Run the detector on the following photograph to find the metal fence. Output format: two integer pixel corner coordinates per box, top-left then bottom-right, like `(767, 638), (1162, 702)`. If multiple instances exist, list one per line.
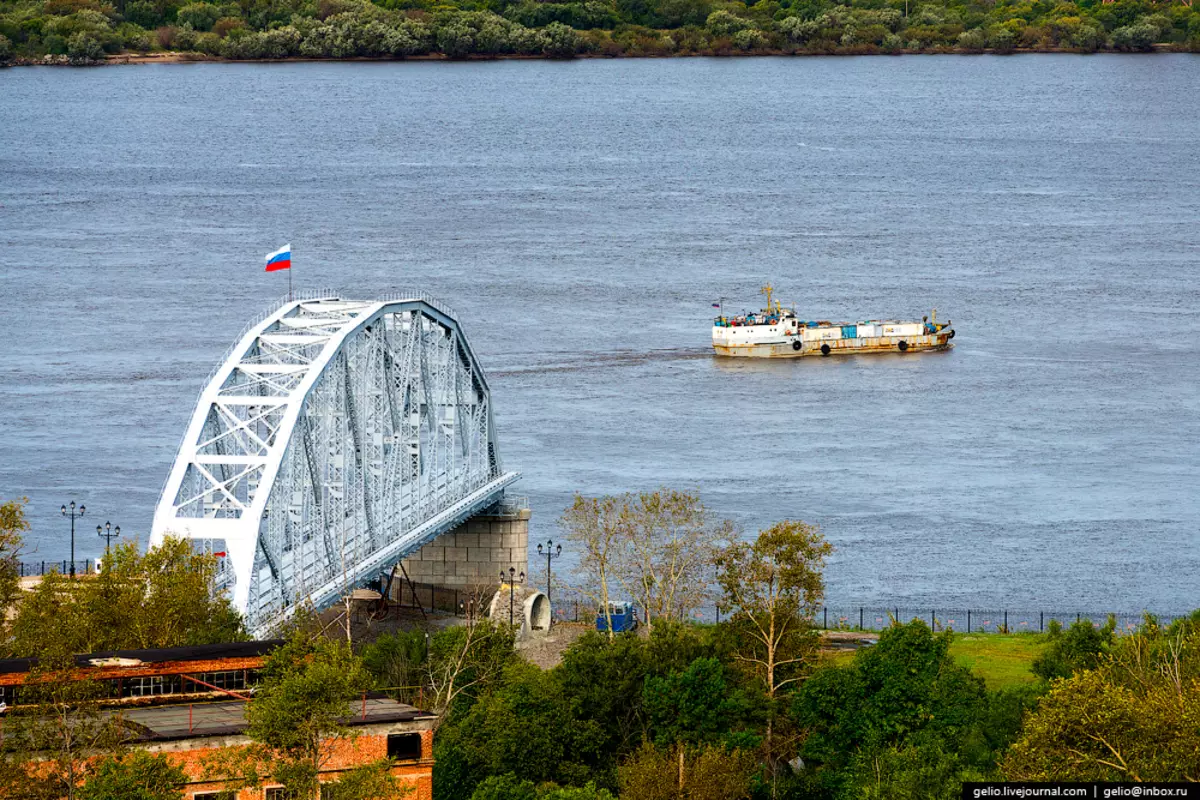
(543, 589), (1192, 634)
(16, 560), (96, 577)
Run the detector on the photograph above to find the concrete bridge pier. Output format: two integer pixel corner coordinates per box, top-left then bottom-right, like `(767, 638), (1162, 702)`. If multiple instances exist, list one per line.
(395, 505), (531, 596)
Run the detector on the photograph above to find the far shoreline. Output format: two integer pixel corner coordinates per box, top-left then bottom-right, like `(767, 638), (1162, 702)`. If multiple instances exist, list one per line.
(4, 43), (1195, 67)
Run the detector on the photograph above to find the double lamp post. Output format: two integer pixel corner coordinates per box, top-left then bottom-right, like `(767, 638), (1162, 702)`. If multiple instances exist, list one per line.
(61, 500), (121, 577)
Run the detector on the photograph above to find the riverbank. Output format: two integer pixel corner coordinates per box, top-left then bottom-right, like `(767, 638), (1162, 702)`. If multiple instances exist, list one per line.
(2, 0), (1198, 67)
(2, 41), (1194, 67)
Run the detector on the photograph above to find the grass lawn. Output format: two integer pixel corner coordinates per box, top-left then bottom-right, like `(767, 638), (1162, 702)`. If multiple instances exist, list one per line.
(951, 633), (1046, 690)
(820, 632), (1047, 691)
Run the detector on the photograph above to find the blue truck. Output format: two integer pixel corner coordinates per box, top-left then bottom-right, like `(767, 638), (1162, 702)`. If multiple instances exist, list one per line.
(596, 601), (640, 633)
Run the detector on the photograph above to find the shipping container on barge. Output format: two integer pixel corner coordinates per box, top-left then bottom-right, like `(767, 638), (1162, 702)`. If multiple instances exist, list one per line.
(712, 285), (955, 358)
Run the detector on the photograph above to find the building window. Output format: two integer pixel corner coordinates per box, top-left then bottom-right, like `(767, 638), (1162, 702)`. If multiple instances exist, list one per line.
(192, 794), (220, 800)
(387, 732), (422, 761)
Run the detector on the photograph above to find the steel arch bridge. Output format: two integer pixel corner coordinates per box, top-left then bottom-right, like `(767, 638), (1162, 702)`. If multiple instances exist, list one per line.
(150, 292), (518, 637)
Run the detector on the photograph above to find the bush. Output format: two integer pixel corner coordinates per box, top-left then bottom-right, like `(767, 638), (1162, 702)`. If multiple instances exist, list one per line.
(1069, 22), (1105, 52)
(175, 2), (220, 31)
(957, 27), (986, 51)
(705, 9), (749, 36)
(0, 33), (11, 62)
(436, 18), (475, 57)
(1031, 620), (1114, 681)
(541, 21), (581, 56)
(731, 27), (766, 50)
(469, 774), (537, 800)
(123, 0), (162, 29)
(117, 23), (154, 51)
(988, 26), (1016, 53)
(67, 30), (104, 59)
(212, 16), (244, 37)
(1110, 22), (1156, 51)
(777, 15), (819, 43)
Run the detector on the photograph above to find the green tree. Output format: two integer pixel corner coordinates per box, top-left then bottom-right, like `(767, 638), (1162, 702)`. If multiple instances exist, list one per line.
(1004, 623), (1200, 781)
(67, 31), (104, 59)
(617, 742), (756, 800)
(0, 654), (130, 800)
(643, 657), (748, 747)
(0, 498), (29, 637)
(844, 741), (982, 800)
(1031, 618), (1113, 681)
(78, 750), (188, 800)
(560, 494), (625, 639)
(541, 21), (581, 56)
(7, 536), (245, 658)
(432, 661), (603, 798)
(792, 620), (989, 792)
(469, 774), (538, 800)
(538, 783), (618, 800)
(207, 629), (401, 799)
(716, 520), (830, 751)
(175, 2), (221, 30)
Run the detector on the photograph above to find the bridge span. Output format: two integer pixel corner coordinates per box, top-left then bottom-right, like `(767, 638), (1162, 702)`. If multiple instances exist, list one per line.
(150, 291), (519, 637)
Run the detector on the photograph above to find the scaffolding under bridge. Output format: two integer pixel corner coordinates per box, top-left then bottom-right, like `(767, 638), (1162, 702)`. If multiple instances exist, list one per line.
(150, 291), (519, 637)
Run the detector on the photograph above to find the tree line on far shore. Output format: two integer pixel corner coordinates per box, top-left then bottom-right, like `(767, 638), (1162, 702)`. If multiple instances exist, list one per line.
(1, 0), (1198, 64)
(3, 492), (1200, 799)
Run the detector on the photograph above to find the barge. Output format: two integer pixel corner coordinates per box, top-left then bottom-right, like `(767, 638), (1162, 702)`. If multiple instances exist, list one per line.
(712, 285), (955, 358)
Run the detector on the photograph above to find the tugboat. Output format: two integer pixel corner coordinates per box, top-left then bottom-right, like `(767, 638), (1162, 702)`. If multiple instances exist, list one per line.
(712, 285), (955, 358)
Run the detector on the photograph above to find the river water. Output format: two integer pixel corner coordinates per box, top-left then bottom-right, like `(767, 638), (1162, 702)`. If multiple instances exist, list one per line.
(2, 56), (1198, 612)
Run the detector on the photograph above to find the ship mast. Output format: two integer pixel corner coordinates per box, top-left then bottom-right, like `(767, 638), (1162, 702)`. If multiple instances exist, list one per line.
(762, 284), (779, 315)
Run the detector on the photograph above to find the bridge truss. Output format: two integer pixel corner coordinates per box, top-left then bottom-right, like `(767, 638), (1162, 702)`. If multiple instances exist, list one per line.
(150, 293), (518, 637)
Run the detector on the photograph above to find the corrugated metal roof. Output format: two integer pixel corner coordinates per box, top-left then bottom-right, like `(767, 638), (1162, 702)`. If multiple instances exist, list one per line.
(0, 640), (284, 676)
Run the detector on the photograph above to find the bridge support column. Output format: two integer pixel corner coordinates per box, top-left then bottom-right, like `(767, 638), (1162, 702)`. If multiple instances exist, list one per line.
(395, 506), (531, 594)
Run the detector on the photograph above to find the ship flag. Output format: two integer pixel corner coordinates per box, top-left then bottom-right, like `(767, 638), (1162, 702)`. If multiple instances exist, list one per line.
(264, 244), (292, 272)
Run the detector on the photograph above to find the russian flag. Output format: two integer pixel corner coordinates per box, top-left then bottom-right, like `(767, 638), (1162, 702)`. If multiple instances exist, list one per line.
(264, 244), (291, 272)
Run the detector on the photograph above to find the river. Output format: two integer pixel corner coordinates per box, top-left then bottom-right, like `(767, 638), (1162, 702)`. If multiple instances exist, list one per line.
(1, 55), (1198, 611)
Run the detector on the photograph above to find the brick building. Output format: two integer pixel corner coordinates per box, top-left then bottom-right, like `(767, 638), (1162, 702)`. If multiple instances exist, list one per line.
(0, 641), (436, 799)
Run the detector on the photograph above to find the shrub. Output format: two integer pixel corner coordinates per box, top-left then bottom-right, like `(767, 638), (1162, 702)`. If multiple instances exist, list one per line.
(1069, 22), (1105, 52)
(117, 23), (154, 51)
(123, 0), (161, 29)
(1031, 619), (1114, 681)
(67, 30), (104, 59)
(44, 33), (69, 54)
(881, 31), (902, 52)
(175, 2), (220, 31)
(469, 774), (537, 800)
(731, 26), (765, 49)
(541, 21), (581, 56)
(705, 9), (749, 36)
(0, 33), (12, 61)
(212, 16), (243, 37)
(988, 26), (1016, 52)
(957, 27), (986, 51)
(436, 18), (475, 56)
(777, 15), (819, 43)
(1110, 22), (1156, 51)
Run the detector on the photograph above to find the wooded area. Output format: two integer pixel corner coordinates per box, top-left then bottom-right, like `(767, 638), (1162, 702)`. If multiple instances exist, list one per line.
(1, 0), (1197, 64)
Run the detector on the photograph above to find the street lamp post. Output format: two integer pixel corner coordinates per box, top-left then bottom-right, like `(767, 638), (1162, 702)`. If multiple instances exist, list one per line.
(61, 501), (85, 577)
(500, 567), (525, 628)
(536, 539), (562, 613)
(97, 521), (121, 558)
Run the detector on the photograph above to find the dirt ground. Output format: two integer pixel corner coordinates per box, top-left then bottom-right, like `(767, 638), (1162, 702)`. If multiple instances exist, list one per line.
(514, 622), (593, 669)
